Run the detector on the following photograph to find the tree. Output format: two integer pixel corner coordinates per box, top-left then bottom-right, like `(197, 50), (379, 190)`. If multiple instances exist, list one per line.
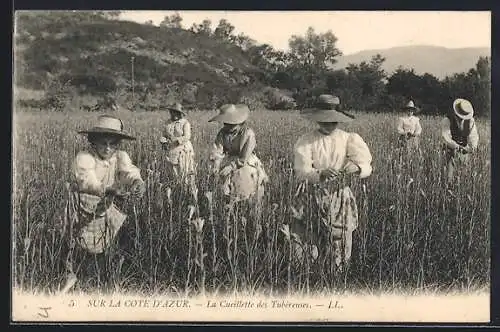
(288, 27), (342, 70)
(418, 73), (445, 114)
(100, 11), (122, 19)
(247, 44), (284, 84)
(341, 54), (387, 110)
(160, 12), (183, 29)
(70, 11), (122, 21)
(438, 56), (490, 117)
(353, 56), (386, 96)
(474, 56), (491, 117)
(213, 19), (235, 42)
(384, 68), (446, 114)
(386, 67), (422, 99)
(144, 20), (154, 26)
(189, 19), (212, 35)
(443, 72), (475, 104)
(476, 56), (490, 80)
(247, 44), (275, 67)
(325, 69), (348, 93)
(232, 33), (256, 51)
(286, 27), (342, 95)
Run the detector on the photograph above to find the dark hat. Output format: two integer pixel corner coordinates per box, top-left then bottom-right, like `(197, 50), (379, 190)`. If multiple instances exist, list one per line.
(402, 100), (420, 112)
(300, 95), (355, 123)
(162, 102), (187, 116)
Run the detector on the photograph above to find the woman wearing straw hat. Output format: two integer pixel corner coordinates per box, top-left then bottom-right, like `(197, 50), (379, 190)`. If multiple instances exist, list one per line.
(59, 115), (145, 293)
(396, 100), (422, 157)
(208, 104), (269, 204)
(292, 95), (373, 271)
(159, 102), (197, 194)
(441, 98), (479, 184)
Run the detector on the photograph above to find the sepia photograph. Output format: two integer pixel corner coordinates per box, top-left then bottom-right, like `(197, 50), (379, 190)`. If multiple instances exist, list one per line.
(11, 10), (491, 323)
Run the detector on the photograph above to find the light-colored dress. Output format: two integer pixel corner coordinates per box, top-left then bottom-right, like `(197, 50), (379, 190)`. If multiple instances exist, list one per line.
(396, 115), (422, 154)
(209, 125), (269, 203)
(292, 128), (372, 267)
(63, 149), (144, 254)
(162, 118), (196, 186)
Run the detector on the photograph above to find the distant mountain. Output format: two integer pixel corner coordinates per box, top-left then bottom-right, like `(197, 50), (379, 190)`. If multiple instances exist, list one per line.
(329, 45), (490, 79)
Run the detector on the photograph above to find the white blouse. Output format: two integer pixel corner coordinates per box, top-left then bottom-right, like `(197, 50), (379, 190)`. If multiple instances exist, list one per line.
(73, 149), (143, 195)
(293, 129), (373, 184)
(163, 118), (192, 145)
(396, 115), (422, 136)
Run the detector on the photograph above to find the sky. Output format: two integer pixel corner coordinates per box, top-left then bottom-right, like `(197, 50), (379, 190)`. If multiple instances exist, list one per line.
(119, 11), (491, 55)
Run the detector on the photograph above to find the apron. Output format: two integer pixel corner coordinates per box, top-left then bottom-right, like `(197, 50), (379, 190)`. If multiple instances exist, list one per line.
(65, 190), (127, 254)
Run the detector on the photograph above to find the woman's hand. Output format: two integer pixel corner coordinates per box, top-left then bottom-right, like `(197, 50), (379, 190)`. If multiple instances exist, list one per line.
(130, 179), (146, 199)
(219, 165), (234, 178)
(459, 146), (471, 154)
(235, 159), (246, 168)
(166, 137), (180, 146)
(103, 183), (122, 197)
(160, 137), (171, 150)
(343, 163), (361, 175)
(320, 168), (342, 182)
(104, 187), (118, 197)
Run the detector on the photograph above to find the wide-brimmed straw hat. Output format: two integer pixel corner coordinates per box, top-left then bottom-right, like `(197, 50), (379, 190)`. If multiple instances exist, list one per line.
(453, 98), (474, 120)
(300, 94), (355, 123)
(78, 115), (136, 140)
(402, 100), (420, 112)
(161, 102), (187, 116)
(208, 104), (250, 124)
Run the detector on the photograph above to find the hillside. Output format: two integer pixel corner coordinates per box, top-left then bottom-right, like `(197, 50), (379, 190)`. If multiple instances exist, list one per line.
(330, 45), (490, 78)
(14, 12), (265, 110)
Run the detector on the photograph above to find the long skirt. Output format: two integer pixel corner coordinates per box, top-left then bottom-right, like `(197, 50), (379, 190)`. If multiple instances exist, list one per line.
(289, 182), (359, 268)
(58, 190), (129, 291)
(397, 135), (421, 161)
(165, 141), (197, 194)
(63, 191), (127, 254)
(215, 154), (269, 204)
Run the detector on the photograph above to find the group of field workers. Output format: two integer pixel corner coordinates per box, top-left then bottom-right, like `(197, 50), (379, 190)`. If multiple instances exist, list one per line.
(395, 98), (479, 182)
(59, 94), (479, 293)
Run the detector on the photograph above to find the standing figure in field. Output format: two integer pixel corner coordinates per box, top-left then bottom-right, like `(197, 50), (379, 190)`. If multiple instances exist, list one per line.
(292, 95), (373, 270)
(208, 104), (269, 205)
(159, 102), (197, 194)
(441, 98), (479, 184)
(396, 100), (422, 158)
(60, 115), (146, 292)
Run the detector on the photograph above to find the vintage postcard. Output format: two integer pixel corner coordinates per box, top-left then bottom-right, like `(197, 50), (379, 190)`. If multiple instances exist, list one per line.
(11, 10), (491, 323)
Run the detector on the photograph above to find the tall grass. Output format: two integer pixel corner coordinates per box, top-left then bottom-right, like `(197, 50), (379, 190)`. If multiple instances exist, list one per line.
(12, 110), (491, 296)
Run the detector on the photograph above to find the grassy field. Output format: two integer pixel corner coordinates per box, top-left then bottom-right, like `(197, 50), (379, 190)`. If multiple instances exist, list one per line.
(12, 109), (491, 296)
